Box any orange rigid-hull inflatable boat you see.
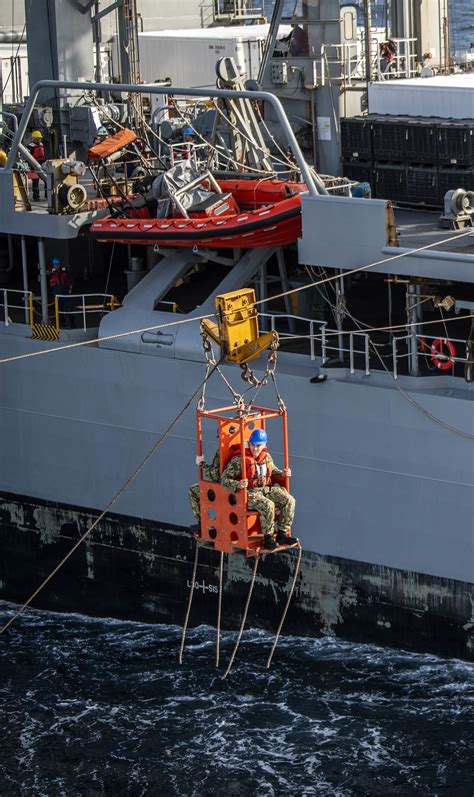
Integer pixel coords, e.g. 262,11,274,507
90,179,307,249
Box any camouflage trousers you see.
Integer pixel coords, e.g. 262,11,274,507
188,483,295,535
247,485,295,536
188,483,201,521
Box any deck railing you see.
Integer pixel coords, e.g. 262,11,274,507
260,312,371,375
54,293,117,332
392,333,468,379
2,288,33,327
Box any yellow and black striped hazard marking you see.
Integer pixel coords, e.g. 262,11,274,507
30,323,60,341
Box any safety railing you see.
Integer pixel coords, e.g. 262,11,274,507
392,332,468,379
260,312,371,376
54,293,117,332
2,288,33,327
318,36,417,87
374,37,418,80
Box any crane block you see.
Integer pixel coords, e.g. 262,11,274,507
215,288,271,364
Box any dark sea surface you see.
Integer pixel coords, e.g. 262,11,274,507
1,603,473,796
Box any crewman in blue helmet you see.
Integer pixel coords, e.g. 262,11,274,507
221,428,297,550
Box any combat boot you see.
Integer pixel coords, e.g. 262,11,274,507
263,534,278,550
275,529,297,546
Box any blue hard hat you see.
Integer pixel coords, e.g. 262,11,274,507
249,428,267,446
52,257,61,266
183,126,195,136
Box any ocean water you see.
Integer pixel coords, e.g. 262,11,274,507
1,604,473,796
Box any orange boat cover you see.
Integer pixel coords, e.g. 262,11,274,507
88,128,137,161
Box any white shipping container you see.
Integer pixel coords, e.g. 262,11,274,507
368,75,474,120
0,45,28,104
129,25,291,90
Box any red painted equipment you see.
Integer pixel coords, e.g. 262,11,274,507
90,178,306,249
196,404,290,555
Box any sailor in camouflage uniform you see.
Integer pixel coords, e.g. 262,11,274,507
188,450,221,526
221,428,296,550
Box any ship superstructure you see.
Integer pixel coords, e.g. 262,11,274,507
0,0,473,660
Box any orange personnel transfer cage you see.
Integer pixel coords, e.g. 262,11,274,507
196,405,289,554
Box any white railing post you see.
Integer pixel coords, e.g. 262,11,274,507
271,314,275,332
310,320,315,361
322,324,327,363
364,334,370,375
392,337,398,380
82,295,86,332
349,333,354,374
3,290,9,326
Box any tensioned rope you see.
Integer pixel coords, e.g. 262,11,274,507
0,360,221,635
266,542,302,669
1,229,473,367
221,552,260,680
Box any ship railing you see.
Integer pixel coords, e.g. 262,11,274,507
319,37,417,87
2,288,33,327
54,293,118,332
168,143,209,167
319,43,362,87
392,332,468,379
373,37,418,81
261,312,371,375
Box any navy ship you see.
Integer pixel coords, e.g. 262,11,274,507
0,0,473,661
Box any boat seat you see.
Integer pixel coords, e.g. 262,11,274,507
188,192,233,216
162,162,232,219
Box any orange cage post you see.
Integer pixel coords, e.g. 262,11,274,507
196,405,289,555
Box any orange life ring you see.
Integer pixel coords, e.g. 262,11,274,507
430,338,456,370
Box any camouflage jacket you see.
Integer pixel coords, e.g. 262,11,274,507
201,451,221,482
221,453,282,493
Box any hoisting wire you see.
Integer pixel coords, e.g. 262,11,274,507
1,229,473,368
266,542,302,669
252,228,474,311
221,552,260,681
0,359,222,636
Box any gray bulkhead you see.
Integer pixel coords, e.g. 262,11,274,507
0,236,473,587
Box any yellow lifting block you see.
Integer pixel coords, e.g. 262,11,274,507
215,288,272,364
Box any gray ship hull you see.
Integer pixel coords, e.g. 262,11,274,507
1,325,473,658
0,490,471,659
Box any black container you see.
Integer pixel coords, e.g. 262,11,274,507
438,167,474,199
340,116,373,161
437,122,474,167
405,119,439,165
372,116,407,162
374,163,407,202
406,166,439,206
342,159,373,186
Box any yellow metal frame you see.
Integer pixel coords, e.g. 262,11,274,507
213,289,274,364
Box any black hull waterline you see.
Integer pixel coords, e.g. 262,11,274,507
0,492,472,661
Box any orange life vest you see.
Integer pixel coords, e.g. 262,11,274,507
238,447,273,489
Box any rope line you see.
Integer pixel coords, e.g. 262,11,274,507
216,550,224,668
178,541,200,665
0,361,220,636
266,542,302,668
1,229,473,367
221,552,260,680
